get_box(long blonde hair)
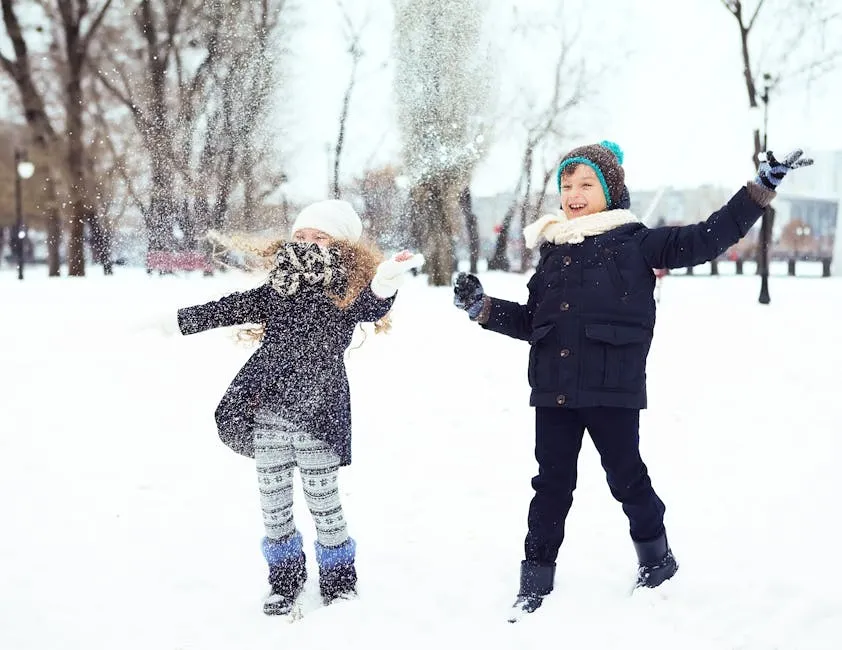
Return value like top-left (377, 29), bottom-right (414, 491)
top-left (206, 231), bottom-right (392, 344)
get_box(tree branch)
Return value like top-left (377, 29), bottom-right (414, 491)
top-left (81, 0), bottom-right (116, 55)
top-left (1, 0), bottom-right (30, 72)
top-left (747, 0), bottom-right (767, 31)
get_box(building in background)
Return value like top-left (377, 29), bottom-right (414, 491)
top-left (774, 150), bottom-right (841, 264)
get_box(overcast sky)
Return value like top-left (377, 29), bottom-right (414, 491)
top-left (282, 0), bottom-right (842, 201)
top-left (1, 0), bottom-right (838, 203)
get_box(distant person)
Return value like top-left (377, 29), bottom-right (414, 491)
top-left (453, 143), bottom-right (813, 621)
top-left (175, 200), bottom-right (423, 615)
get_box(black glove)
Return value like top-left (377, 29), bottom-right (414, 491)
top-left (453, 273), bottom-right (486, 320)
top-left (755, 149), bottom-right (814, 190)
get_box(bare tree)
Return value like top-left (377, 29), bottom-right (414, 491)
top-left (1, 1), bottom-right (60, 276)
top-left (393, 0), bottom-right (492, 285)
top-left (93, 0), bottom-right (214, 257)
top-left (1, 0), bottom-right (115, 276)
top-left (330, 0), bottom-right (367, 200)
top-left (93, 0), bottom-right (292, 262)
top-left (352, 165), bottom-right (401, 248)
top-left (719, 0), bottom-right (841, 303)
top-left (488, 9), bottom-right (591, 272)
top-left (459, 186), bottom-right (480, 273)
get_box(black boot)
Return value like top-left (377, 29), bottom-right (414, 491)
top-left (508, 561), bottom-right (556, 623)
top-left (264, 553), bottom-right (307, 615)
top-left (315, 539), bottom-right (358, 605)
top-left (634, 533), bottom-right (678, 589)
top-left (319, 563), bottom-right (358, 605)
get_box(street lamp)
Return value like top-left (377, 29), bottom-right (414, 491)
top-left (14, 149), bottom-right (35, 281)
top-left (752, 73), bottom-right (773, 304)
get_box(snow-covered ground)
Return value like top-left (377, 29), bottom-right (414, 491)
top-left (2, 266), bottom-right (841, 650)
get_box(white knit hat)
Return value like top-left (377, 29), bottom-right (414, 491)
top-left (290, 199), bottom-right (363, 243)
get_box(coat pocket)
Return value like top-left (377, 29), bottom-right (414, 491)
top-left (528, 324), bottom-right (556, 387)
top-left (582, 323), bottom-right (651, 389)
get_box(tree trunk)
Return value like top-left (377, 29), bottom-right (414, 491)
top-left (459, 187), bottom-right (480, 273)
top-left (488, 203), bottom-right (517, 271)
top-left (413, 177), bottom-right (457, 286)
top-left (44, 174), bottom-right (62, 276)
top-left (518, 148), bottom-right (535, 273)
top-left (242, 148), bottom-right (256, 229)
top-left (86, 210), bottom-right (113, 275)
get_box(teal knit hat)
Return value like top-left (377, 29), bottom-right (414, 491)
top-left (556, 140), bottom-right (626, 209)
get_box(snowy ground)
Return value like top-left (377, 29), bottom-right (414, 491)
top-left (2, 264), bottom-right (841, 650)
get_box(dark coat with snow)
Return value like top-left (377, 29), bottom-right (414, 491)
top-left (481, 184), bottom-right (772, 410)
top-left (178, 283), bottom-right (393, 466)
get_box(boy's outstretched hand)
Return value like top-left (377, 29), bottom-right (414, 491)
top-left (453, 272), bottom-right (486, 321)
top-left (755, 149), bottom-right (814, 190)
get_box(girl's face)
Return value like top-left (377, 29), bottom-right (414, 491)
top-left (292, 228), bottom-right (333, 246)
top-left (560, 164), bottom-right (608, 219)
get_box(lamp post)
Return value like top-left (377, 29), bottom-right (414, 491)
top-left (14, 149), bottom-right (35, 281)
top-left (756, 73), bottom-right (772, 304)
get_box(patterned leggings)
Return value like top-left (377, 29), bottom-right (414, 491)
top-left (253, 409), bottom-right (349, 548)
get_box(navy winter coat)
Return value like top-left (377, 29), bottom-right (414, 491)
top-left (482, 185), bottom-right (770, 410)
top-left (178, 284), bottom-right (394, 465)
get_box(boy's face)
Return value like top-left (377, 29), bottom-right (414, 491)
top-left (560, 164), bottom-right (608, 219)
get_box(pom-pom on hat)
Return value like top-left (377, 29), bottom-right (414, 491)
top-left (290, 199), bottom-right (363, 243)
top-left (556, 140), bottom-right (627, 209)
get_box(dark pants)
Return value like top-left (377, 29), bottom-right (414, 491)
top-left (524, 407), bottom-right (666, 564)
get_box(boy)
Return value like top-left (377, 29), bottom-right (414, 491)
top-left (453, 142), bottom-right (812, 621)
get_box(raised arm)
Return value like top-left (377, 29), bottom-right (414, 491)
top-left (177, 284), bottom-right (272, 335)
top-left (635, 183), bottom-right (773, 270)
top-left (344, 250), bottom-right (423, 322)
top-left (636, 149), bottom-right (813, 270)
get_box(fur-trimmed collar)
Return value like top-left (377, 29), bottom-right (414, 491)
top-left (523, 209), bottom-right (640, 248)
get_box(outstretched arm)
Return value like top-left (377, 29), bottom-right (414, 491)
top-left (636, 149), bottom-right (813, 270)
top-left (177, 284), bottom-right (271, 335)
top-left (454, 272), bottom-right (537, 341)
top-left (635, 183), bottom-right (773, 270)
top-left (345, 250), bottom-right (424, 322)
top-left (345, 286), bottom-right (396, 323)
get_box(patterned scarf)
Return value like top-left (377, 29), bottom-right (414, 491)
top-left (523, 209), bottom-right (640, 249)
top-left (268, 242), bottom-right (348, 297)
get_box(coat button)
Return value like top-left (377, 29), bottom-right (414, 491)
top-left (559, 348), bottom-right (570, 358)
top-left (562, 256), bottom-right (572, 266)
top-left (556, 394), bottom-right (566, 405)
top-left (560, 301), bottom-right (570, 311)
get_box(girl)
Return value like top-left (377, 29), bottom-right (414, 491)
top-left (177, 199), bottom-right (423, 615)
top-left (453, 143), bottom-right (812, 621)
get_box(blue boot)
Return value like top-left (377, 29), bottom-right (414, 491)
top-left (315, 538), bottom-right (357, 605)
top-left (634, 532), bottom-right (678, 589)
top-left (262, 532), bottom-right (307, 615)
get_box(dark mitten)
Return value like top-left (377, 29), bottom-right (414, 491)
top-left (755, 149), bottom-right (814, 190)
top-left (453, 272), bottom-right (485, 320)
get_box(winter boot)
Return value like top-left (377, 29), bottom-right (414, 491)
top-left (262, 532), bottom-right (307, 615)
top-left (315, 538), bottom-right (357, 605)
top-left (508, 561), bottom-right (556, 623)
top-left (633, 532), bottom-right (678, 589)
